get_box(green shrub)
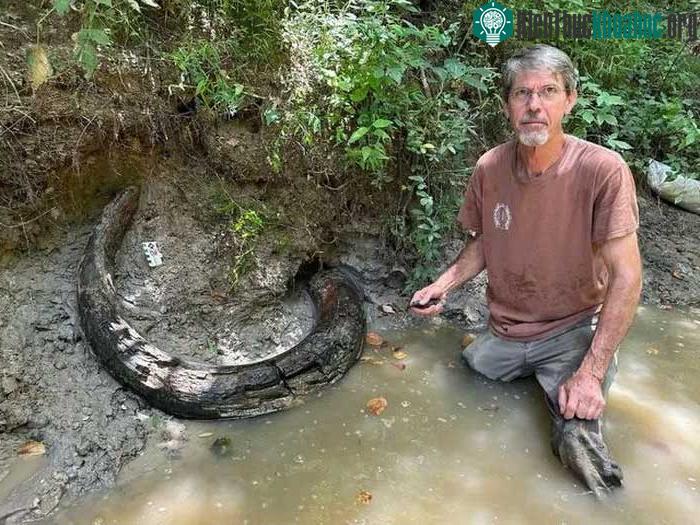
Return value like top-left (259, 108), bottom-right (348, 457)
top-left (279, 0), bottom-right (499, 287)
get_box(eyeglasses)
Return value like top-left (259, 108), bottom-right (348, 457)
top-left (509, 85), bottom-right (563, 104)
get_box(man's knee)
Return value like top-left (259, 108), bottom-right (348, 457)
top-left (462, 333), bottom-right (525, 382)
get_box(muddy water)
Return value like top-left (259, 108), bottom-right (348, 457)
top-left (45, 307), bottom-right (699, 524)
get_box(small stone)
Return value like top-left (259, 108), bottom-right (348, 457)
top-left (1, 376), bottom-right (18, 394)
top-left (210, 437), bottom-right (233, 458)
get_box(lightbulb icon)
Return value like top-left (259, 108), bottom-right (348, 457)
top-left (473, 1), bottom-right (513, 47)
top-left (481, 8), bottom-right (506, 46)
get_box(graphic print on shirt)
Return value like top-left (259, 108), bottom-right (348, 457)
top-left (493, 202), bottom-right (512, 230)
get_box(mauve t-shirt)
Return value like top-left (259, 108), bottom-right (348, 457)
top-left (457, 134), bottom-right (639, 341)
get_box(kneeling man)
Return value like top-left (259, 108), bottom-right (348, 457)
top-left (410, 44), bottom-right (641, 496)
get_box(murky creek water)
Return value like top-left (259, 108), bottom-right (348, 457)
top-left (31, 307), bottom-right (700, 523)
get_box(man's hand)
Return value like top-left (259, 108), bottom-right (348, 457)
top-left (558, 370), bottom-right (606, 420)
top-left (409, 285), bottom-right (447, 317)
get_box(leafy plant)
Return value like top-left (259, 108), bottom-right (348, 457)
top-left (50, 0), bottom-right (159, 78)
top-left (170, 38), bottom-right (245, 115)
top-left (210, 188), bottom-right (270, 289)
top-left (280, 0), bottom-right (498, 284)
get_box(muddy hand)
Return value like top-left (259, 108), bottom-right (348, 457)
top-left (559, 370), bottom-right (606, 420)
top-left (408, 286), bottom-right (446, 317)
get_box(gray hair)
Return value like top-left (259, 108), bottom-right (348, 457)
top-left (501, 45), bottom-right (578, 100)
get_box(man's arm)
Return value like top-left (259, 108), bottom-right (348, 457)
top-left (559, 231), bottom-right (642, 420)
top-left (409, 235), bottom-right (485, 316)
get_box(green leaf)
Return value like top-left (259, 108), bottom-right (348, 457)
top-left (78, 29), bottom-right (111, 46)
top-left (350, 86), bottom-right (368, 102)
top-left (386, 66), bottom-right (404, 84)
top-left (348, 126), bottom-right (369, 144)
top-left (77, 43), bottom-right (98, 79)
top-left (443, 58), bottom-right (466, 80)
top-left (607, 137), bottom-right (632, 150)
top-left (372, 119), bottom-right (392, 129)
top-left (373, 129), bottom-right (390, 140)
top-left (53, 0), bottom-right (71, 15)
top-left (580, 110), bottom-right (595, 124)
top-left (602, 114), bottom-right (618, 126)
top-left (91, 29), bottom-right (110, 45)
top-left (464, 75), bottom-right (487, 92)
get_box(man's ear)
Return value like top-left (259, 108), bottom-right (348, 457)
top-left (565, 89), bottom-right (578, 115)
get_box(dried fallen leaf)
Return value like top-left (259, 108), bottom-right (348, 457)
top-left (210, 289), bottom-right (228, 303)
top-left (366, 397), bottom-right (388, 416)
top-left (380, 304), bottom-right (396, 314)
top-left (672, 271), bottom-right (683, 280)
top-left (646, 347), bottom-right (659, 355)
top-left (356, 490), bottom-right (373, 504)
top-left (365, 332), bottom-right (383, 347)
top-left (461, 333), bottom-right (477, 348)
top-left (392, 349), bottom-right (407, 360)
top-left (26, 45), bottom-right (52, 90)
top-left (18, 441), bottom-right (46, 457)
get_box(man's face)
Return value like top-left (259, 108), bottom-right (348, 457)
top-left (505, 69), bottom-right (577, 147)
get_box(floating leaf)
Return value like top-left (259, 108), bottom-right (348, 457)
top-left (461, 333), bottom-right (476, 348)
top-left (356, 490), bottom-right (372, 504)
top-left (18, 441), bottom-right (46, 457)
top-left (365, 332), bottom-right (383, 347)
top-left (366, 397), bottom-right (387, 416)
top-left (392, 349), bottom-right (407, 360)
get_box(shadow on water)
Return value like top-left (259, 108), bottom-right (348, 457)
top-left (39, 307), bottom-right (700, 524)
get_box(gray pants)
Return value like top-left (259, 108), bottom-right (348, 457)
top-left (463, 315), bottom-right (624, 496)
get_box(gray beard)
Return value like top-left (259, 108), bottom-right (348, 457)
top-left (518, 129), bottom-right (549, 146)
